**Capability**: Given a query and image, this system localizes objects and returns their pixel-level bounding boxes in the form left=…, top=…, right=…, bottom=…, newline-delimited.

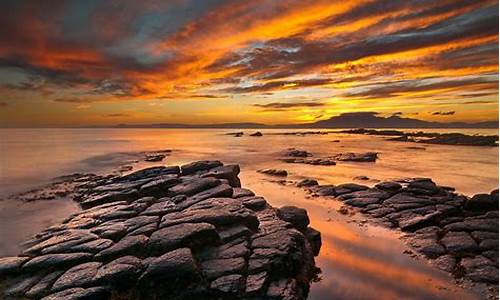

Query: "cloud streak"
left=0, top=0, right=497, bottom=125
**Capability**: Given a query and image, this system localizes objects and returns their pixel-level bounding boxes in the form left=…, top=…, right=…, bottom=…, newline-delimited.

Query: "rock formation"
left=0, top=161, right=321, bottom=300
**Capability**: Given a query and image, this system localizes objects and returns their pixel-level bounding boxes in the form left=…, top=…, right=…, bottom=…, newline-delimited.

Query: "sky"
left=0, top=0, right=498, bottom=127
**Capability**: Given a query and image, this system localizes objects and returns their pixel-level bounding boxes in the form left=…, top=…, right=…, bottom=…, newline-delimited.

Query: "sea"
left=0, top=128, right=498, bottom=300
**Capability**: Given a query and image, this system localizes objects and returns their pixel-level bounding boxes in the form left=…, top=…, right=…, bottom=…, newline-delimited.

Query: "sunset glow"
left=0, top=0, right=498, bottom=126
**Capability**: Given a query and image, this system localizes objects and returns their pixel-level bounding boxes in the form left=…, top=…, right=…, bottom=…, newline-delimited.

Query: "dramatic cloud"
left=0, top=0, right=497, bottom=126
left=253, top=101, right=326, bottom=111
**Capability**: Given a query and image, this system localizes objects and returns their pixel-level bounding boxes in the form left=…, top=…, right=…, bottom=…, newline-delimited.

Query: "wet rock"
left=441, top=231, right=479, bottom=254
left=96, top=235, right=148, bottom=259
left=160, top=197, right=259, bottom=231
left=41, top=286, right=110, bottom=300
left=232, top=187, right=255, bottom=198
left=118, top=166, right=179, bottom=181
left=267, top=278, right=299, bottom=299
left=445, top=216, right=498, bottom=232
left=399, top=211, right=441, bottom=232
left=310, top=185, right=336, bottom=196
left=148, top=222, right=219, bottom=256
left=201, top=257, right=246, bottom=279
left=51, top=262, right=102, bottom=292
left=464, top=193, right=498, bottom=211
left=138, top=248, right=200, bottom=295
left=138, top=175, right=180, bottom=197
left=281, top=157, right=337, bottom=166
left=335, top=183, right=369, bottom=195
left=277, top=206, right=310, bottom=232
left=245, top=272, right=269, bottom=295
left=210, top=274, right=243, bottom=294
left=25, top=270, right=64, bottom=298
left=202, top=164, right=241, bottom=187
left=258, top=168, right=288, bottom=177
left=3, top=273, right=44, bottom=298
left=80, top=189, right=139, bottom=209
left=23, top=253, right=93, bottom=272
left=461, top=256, right=498, bottom=283
left=285, top=148, right=312, bottom=157
left=250, top=131, right=263, bottom=136
left=344, top=197, right=382, bottom=208
left=305, top=227, right=322, bottom=256
left=3, top=162, right=321, bottom=300
left=141, top=198, right=177, bottom=216
left=95, top=256, right=143, bottom=285
left=169, top=177, right=221, bottom=196
left=375, top=181, right=402, bottom=191
left=333, top=152, right=378, bottom=162
left=217, top=225, right=251, bottom=243
left=0, top=256, right=29, bottom=277
left=433, top=254, right=456, bottom=273
left=296, top=178, right=319, bottom=187
left=144, top=153, right=166, bottom=162
left=91, top=222, right=127, bottom=241
left=241, top=196, right=267, bottom=211
left=180, top=160, right=223, bottom=175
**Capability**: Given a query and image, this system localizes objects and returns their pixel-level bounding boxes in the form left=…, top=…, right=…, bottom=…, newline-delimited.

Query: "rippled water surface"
left=0, top=128, right=498, bottom=299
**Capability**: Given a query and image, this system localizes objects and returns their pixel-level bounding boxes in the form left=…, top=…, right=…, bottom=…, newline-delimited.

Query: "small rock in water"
left=337, top=206, right=349, bottom=215
left=144, top=154, right=166, bottom=162
left=257, top=168, right=288, bottom=177
left=249, top=131, right=263, bottom=137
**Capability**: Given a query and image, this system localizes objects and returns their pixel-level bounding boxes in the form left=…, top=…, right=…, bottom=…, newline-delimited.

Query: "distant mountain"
left=111, top=112, right=498, bottom=129
left=306, top=112, right=499, bottom=128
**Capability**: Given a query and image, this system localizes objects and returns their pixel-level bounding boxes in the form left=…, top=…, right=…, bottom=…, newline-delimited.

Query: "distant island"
left=112, top=112, right=498, bottom=129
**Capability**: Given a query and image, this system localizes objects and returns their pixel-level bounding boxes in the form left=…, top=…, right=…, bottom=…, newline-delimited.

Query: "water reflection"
left=0, top=128, right=495, bottom=299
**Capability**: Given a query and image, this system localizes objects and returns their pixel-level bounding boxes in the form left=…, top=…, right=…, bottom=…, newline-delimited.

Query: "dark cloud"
left=53, top=97, right=95, bottom=104
left=432, top=111, right=456, bottom=115
left=211, top=4, right=498, bottom=85
left=253, top=102, right=326, bottom=111
left=104, top=113, right=131, bottom=117
left=344, top=77, right=498, bottom=99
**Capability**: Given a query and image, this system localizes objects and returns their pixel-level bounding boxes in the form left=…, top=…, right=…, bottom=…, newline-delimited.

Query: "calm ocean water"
left=0, top=128, right=497, bottom=197
left=0, top=128, right=498, bottom=300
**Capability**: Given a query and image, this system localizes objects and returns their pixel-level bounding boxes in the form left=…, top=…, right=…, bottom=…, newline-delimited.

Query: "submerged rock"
left=257, top=168, right=288, bottom=177
left=250, top=131, right=263, bottom=137
left=0, top=161, right=321, bottom=300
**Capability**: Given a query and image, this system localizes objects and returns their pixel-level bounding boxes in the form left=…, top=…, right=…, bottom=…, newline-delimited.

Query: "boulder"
left=441, top=231, right=479, bottom=254
left=148, top=222, right=219, bottom=256
left=257, top=168, right=288, bottom=177
left=181, top=160, right=223, bottom=175
left=277, top=206, right=310, bottom=232
left=51, top=262, right=102, bottom=292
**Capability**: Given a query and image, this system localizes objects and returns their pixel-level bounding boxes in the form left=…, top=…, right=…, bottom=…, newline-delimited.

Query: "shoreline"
left=0, top=161, right=322, bottom=300
left=259, top=172, right=498, bottom=299
left=0, top=160, right=497, bottom=299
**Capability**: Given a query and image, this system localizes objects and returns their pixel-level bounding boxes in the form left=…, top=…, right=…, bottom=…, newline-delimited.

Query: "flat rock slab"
left=0, top=161, right=321, bottom=300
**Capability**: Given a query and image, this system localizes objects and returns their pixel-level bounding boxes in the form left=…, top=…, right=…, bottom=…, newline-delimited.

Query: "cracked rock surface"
left=300, top=177, right=498, bottom=297
left=0, top=161, right=321, bottom=300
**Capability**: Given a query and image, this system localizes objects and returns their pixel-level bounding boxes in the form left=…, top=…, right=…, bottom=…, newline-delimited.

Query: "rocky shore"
left=340, top=128, right=499, bottom=146
left=0, top=161, right=321, bottom=300
left=292, top=176, right=498, bottom=298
